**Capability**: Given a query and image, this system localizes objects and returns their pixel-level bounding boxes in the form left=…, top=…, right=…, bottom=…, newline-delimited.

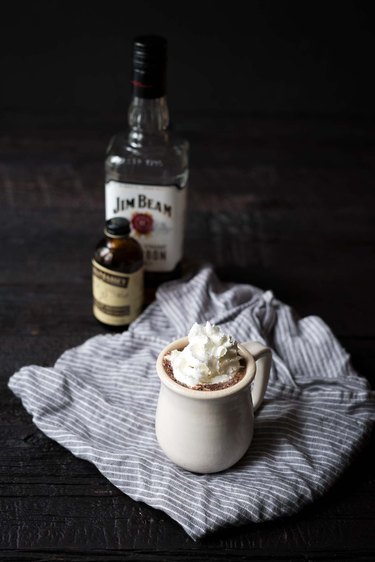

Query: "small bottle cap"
left=104, top=217, right=131, bottom=237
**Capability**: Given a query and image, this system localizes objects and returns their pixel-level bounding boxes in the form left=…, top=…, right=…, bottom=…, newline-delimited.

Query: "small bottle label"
left=92, top=260, right=143, bottom=326
left=105, top=181, right=187, bottom=272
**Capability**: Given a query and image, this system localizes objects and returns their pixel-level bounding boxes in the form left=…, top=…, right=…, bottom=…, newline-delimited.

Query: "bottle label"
left=92, top=260, right=143, bottom=326
left=105, top=181, right=187, bottom=272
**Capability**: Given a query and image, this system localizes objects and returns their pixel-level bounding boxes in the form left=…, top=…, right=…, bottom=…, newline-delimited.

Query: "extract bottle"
left=105, top=35, right=189, bottom=303
left=92, top=217, right=144, bottom=328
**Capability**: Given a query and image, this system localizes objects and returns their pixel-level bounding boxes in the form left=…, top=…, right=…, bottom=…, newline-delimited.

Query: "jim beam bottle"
left=92, top=217, right=143, bottom=328
left=105, top=35, right=189, bottom=303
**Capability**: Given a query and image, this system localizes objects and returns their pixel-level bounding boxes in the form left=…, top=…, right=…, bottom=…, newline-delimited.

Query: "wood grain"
left=0, top=117, right=374, bottom=560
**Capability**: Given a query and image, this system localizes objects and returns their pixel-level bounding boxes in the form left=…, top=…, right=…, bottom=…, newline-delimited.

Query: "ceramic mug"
left=155, top=337, right=272, bottom=473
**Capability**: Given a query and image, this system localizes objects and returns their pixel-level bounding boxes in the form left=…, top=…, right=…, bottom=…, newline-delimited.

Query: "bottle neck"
left=128, top=96, right=169, bottom=134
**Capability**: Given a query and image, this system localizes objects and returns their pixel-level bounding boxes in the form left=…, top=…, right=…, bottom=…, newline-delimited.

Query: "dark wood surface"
left=0, top=116, right=374, bottom=561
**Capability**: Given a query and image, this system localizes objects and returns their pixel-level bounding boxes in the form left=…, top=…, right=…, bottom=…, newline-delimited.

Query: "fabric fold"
left=8, top=266, right=375, bottom=540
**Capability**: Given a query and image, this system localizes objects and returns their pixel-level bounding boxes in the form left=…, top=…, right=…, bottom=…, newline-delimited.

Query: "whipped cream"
left=168, top=322, right=242, bottom=387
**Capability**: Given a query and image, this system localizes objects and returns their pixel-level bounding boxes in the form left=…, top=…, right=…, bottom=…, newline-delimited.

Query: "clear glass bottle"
left=105, top=35, right=189, bottom=303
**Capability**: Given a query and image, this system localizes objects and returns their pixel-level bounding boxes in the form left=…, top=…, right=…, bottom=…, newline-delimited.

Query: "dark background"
left=1, top=2, right=374, bottom=559
left=1, top=0, right=375, bottom=122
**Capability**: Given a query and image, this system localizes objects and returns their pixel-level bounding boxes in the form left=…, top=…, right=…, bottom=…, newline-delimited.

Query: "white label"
left=92, top=260, right=143, bottom=326
left=105, top=181, right=187, bottom=272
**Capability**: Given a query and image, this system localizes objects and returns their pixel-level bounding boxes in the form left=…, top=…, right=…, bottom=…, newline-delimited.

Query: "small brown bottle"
left=92, top=217, right=143, bottom=328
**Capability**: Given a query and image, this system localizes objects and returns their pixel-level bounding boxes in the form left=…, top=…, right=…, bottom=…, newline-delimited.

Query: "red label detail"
left=131, top=80, right=154, bottom=89
left=131, top=213, right=154, bottom=235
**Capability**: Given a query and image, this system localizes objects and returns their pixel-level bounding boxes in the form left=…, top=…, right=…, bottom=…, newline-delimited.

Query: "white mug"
left=155, top=337, right=272, bottom=473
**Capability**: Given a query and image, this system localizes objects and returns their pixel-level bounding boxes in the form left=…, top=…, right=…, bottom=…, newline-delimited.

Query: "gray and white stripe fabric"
left=8, top=267, right=375, bottom=539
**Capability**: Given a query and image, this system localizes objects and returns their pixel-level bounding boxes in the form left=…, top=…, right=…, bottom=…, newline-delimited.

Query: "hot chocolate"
left=163, top=356, right=245, bottom=390
left=163, top=322, right=245, bottom=391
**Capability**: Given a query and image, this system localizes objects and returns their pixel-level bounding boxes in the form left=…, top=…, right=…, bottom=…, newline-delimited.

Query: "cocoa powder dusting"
left=163, top=357, right=245, bottom=391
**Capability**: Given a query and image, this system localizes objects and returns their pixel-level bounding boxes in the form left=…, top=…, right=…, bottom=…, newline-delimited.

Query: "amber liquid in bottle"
left=92, top=218, right=143, bottom=329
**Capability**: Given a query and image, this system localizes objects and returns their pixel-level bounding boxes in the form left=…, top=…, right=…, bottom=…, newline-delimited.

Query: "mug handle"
left=241, top=341, right=272, bottom=412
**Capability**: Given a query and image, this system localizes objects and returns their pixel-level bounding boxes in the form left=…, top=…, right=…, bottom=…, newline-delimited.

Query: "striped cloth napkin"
left=8, top=267, right=375, bottom=539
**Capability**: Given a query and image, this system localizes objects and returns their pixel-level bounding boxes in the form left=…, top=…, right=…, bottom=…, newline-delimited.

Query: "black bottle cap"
left=133, top=35, right=167, bottom=69
left=132, top=35, right=167, bottom=98
left=105, top=217, right=131, bottom=237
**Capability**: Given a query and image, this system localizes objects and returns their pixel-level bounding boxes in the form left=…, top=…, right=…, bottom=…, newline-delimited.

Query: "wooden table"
left=1, top=116, right=374, bottom=560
